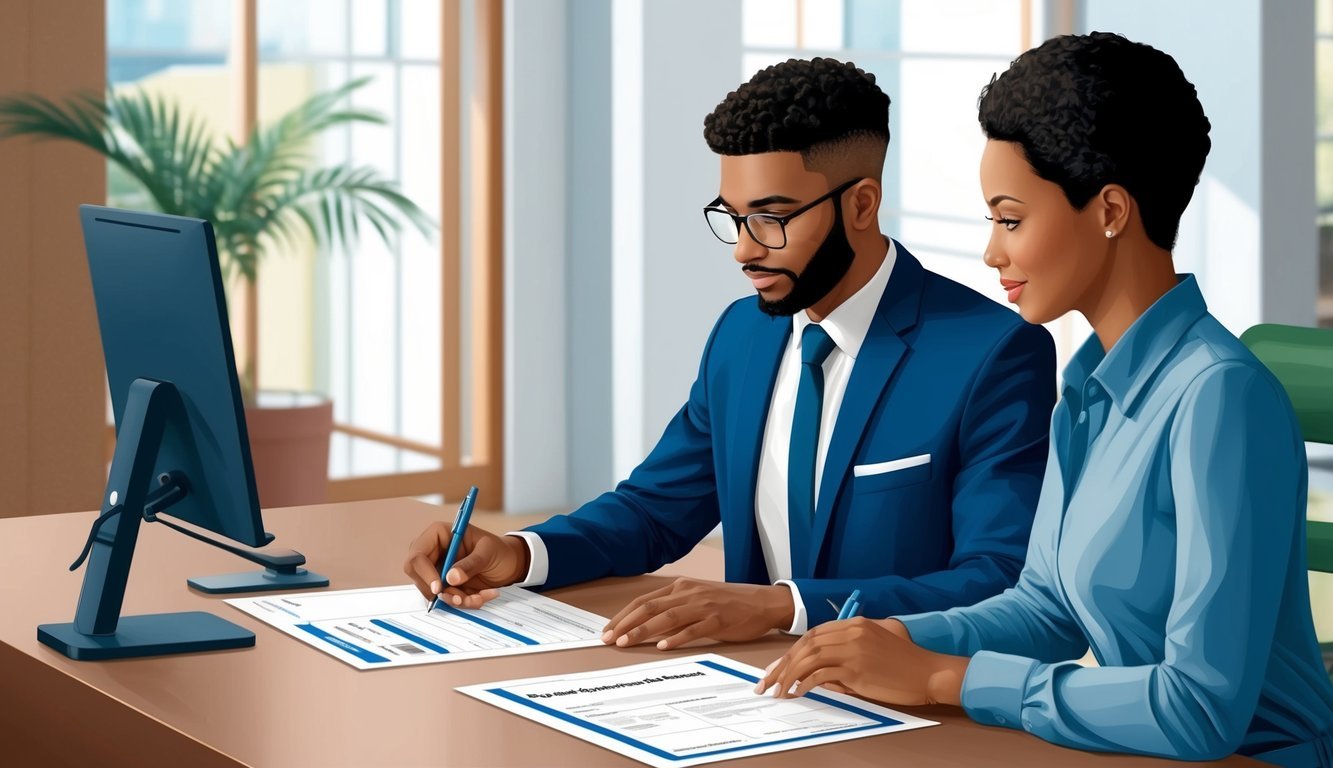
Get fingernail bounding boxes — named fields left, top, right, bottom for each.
left=452, top=595, right=462, bottom=606
left=753, top=682, right=765, bottom=694
left=601, top=631, right=613, bottom=643
left=430, top=580, right=440, bottom=595
left=656, top=640, right=668, bottom=650
left=616, top=635, right=629, bottom=647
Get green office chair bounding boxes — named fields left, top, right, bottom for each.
left=1241, top=324, right=1333, bottom=670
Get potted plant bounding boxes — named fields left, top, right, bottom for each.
left=0, top=77, right=433, bottom=507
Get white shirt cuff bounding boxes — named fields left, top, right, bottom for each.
left=773, top=579, right=808, bottom=635
left=504, top=531, right=549, bottom=587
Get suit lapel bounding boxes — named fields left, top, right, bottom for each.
left=807, top=244, right=925, bottom=572
left=725, top=312, right=791, bottom=584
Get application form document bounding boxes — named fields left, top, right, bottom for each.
left=226, top=585, right=608, bottom=670
left=458, top=653, right=937, bottom=767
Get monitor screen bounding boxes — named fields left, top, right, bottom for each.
left=80, top=205, right=267, bottom=548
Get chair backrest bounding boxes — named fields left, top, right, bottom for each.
left=1241, top=324, right=1333, bottom=573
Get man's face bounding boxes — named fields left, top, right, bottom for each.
left=715, top=152, right=843, bottom=310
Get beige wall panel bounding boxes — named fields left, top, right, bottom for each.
left=0, top=1, right=107, bottom=517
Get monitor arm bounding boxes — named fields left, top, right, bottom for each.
left=68, top=470, right=312, bottom=576
left=143, top=471, right=308, bottom=572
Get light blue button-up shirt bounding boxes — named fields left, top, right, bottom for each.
left=898, top=276, right=1333, bottom=764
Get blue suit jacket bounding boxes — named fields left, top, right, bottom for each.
left=527, top=244, right=1056, bottom=627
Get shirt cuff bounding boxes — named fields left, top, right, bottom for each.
left=504, top=531, right=548, bottom=587
left=773, top=580, right=807, bottom=635
left=960, top=650, right=1039, bottom=730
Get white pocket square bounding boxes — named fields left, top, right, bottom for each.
left=853, top=453, right=930, bottom=478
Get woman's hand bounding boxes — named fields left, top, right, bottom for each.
left=756, top=618, right=969, bottom=706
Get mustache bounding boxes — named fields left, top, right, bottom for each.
left=743, top=264, right=799, bottom=282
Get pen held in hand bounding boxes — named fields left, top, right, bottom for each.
left=427, top=485, right=479, bottom=614
left=836, top=589, right=862, bottom=621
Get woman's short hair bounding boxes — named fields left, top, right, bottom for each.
left=979, top=32, right=1212, bottom=250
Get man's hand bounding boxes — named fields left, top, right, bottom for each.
left=601, top=578, right=796, bottom=650
left=403, top=523, right=531, bottom=609
left=756, top=618, right=968, bottom=706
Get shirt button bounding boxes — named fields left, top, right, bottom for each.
left=995, top=715, right=1007, bottom=725
left=1077, top=412, right=1087, bottom=425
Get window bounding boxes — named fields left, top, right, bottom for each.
left=105, top=0, right=503, bottom=504
left=740, top=0, right=1090, bottom=366
left=257, top=0, right=449, bottom=492
left=107, top=0, right=234, bottom=209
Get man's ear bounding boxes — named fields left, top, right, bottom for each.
left=847, top=179, right=882, bottom=231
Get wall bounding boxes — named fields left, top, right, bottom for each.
left=506, top=0, right=743, bottom=510
left=0, top=1, right=108, bottom=517
left=503, top=0, right=1319, bottom=510
left=1083, top=0, right=1316, bottom=332
left=504, top=0, right=571, bottom=511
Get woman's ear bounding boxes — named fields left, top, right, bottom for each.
left=847, top=179, right=882, bottom=231
left=1096, top=183, right=1133, bottom=239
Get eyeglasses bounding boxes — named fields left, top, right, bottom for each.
left=703, top=178, right=862, bottom=249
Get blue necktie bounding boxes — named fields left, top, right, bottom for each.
left=788, top=323, right=837, bottom=578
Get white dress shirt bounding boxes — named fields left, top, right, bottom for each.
left=509, top=241, right=898, bottom=636
left=755, top=240, right=896, bottom=633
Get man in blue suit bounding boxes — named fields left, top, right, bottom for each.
left=404, top=58, right=1055, bottom=648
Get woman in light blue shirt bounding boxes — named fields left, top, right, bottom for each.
left=758, top=32, right=1333, bottom=765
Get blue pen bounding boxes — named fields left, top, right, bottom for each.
left=427, top=485, right=479, bottom=614
left=836, top=589, right=863, bottom=621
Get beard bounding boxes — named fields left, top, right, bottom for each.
left=747, top=200, right=855, bottom=317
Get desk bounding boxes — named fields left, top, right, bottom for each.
left=0, top=499, right=1256, bottom=767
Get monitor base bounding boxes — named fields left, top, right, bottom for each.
left=188, top=567, right=330, bottom=594
left=38, top=611, right=254, bottom=660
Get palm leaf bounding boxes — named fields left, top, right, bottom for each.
left=0, top=76, right=437, bottom=383
left=0, top=77, right=434, bottom=276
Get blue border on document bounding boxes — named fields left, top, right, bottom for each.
left=487, top=659, right=900, bottom=761
left=295, top=623, right=389, bottom=664
left=433, top=603, right=539, bottom=645
left=369, top=619, right=450, bottom=655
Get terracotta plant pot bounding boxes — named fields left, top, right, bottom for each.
left=243, top=391, right=333, bottom=508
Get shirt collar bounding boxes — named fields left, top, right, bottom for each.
left=1061, top=274, right=1209, bottom=413
left=793, top=239, right=898, bottom=361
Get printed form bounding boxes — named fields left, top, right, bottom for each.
left=226, top=585, right=608, bottom=670
left=458, top=653, right=937, bottom=767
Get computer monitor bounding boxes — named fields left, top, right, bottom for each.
left=37, top=205, right=327, bottom=661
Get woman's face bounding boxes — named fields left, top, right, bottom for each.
left=979, top=140, right=1110, bottom=325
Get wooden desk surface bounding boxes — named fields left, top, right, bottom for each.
left=0, top=499, right=1255, bottom=767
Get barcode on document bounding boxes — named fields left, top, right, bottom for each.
left=393, top=643, right=425, bottom=655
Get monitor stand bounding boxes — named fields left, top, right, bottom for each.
left=37, top=380, right=255, bottom=660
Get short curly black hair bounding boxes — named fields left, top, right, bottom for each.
left=704, top=57, right=890, bottom=161
left=979, top=32, right=1211, bottom=251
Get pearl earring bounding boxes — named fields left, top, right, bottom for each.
left=1105, top=230, right=1115, bottom=239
